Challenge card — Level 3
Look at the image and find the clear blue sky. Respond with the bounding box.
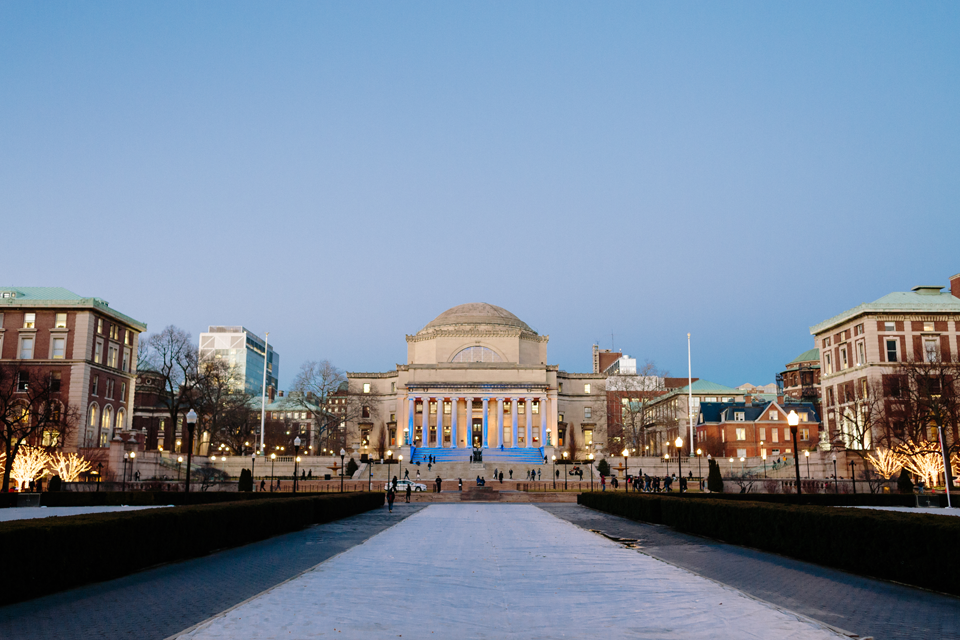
[3,2,959,389]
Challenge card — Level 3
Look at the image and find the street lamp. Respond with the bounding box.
[562,451,569,490]
[787,410,802,495]
[850,460,857,494]
[664,452,669,477]
[552,455,557,489]
[804,450,810,478]
[369,454,375,492]
[728,457,734,478]
[270,453,276,492]
[122,452,130,492]
[184,409,197,494]
[588,453,595,491]
[761,452,767,478]
[831,452,838,494]
[674,438,683,491]
[293,436,301,494]
[739,456,745,476]
[340,448,346,493]
[251,453,257,489]
[622,448,629,491]
[397,453,402,484]
[696,449,703,484]
[96,462,103,491]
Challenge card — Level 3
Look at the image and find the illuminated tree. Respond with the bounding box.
[865,448,902,480]
[49,451,93,483]
[10,446,51,490]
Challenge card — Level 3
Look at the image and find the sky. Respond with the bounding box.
[2,1,959,390]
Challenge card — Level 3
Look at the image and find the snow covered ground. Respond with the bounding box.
[853,505,960,517]
[176,504,850,640]
[0,505,167,522]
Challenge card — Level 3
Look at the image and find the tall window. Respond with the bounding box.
[120,382,126,401]
[856,341,865,367]
[363,383,371,394]
[736,428,746,440]
[95,340,103,364]
[52,337,66,359]
[925,338,938,363]
[886,339,898,362]
[116,408,124,431]
[824,353,833,374]
[840,347,848,369]
[97,319,103,334]
[23,313,35,329]
[55,313,67,328]
[19,336,34,359]
[584,384,591,394]
[108,344,119,368]
[584,407,592,419]
[50,371,61,392]
[92,375,99,396]
[122,348,130,372]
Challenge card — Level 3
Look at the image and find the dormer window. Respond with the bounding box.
[1,291,16,299]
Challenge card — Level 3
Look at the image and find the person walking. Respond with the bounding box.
[435,476,442,493]
[405,483,412,503]
[509,469,513,479]
[392,475,398,491]
[458,477,463,491]
[499,471,504,483]
[416,469,421,480]
[259,479,266,492]
[600,474,606,491]
[386,486,396,512]
[537,469,541,481]
[404,469,410,480]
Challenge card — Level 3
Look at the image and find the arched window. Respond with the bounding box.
[451,346,503,363]
[87,403,99,448]
[100,405,114,447]
[116,408,125,432]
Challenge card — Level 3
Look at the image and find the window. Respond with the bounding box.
[107,344,119,368]
[97,319,103,334]
[17,371,29,392]
[532,401,540,414]
[824,353,833,374]
[92,375,99,396]
[584,384,591,394]
[110,324,119,340]
[583,429,593,445]
[124,330,132,346]
[361,406,370,418]
[823,337,831,348]
[19,336,34,359]
[840,347,848,369]
[924,322,935,332]
[559,383,563,394]
[429,401,437,414]
[856,341,865,366]
[116,408,124,431]
[884,321,896,331]
[55,313,67,328]
[886,339,898,362]
[106,379,114,399]
[734,411,745,421]
[95,340,103,364]
[122,348,130,372]
[772,428,779,442]
[584,407,592,419]
[23,313,35,329]
[854,323,864,336]
[52,337,66,359]
[770,411,778,421]
[390,413,396,422]
[363,383,371,394]
[736,428,746,440]
[391,382,396,393]
[759,427,766,440]
[800,429,810,441]
[120,382,126,401]
[50,371,61,392]
[444,401,451,414]
[558,413,564,423]
[925,338,938,363]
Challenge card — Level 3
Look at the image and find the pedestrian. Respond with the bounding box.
[392,475,398,490]
[680,476,687,493]
[509,469,513,479]
[435,476,442,493]
[260,479,266,492]
[405,469,410,480]
[405,483,412,503]
[494,467,499,478]
[307,469,312,478]
[428,462,432,472]
[499,471,504,483]
[537,469,541,480]
[386,486,396,512]
[600,475,606,491]
[416,469,421,480]
[458,477,463,491]
[555,469,559,479]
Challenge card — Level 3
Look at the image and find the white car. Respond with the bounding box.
[392,479,426,492]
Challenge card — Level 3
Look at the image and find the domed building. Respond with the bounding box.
[346,303,607,462]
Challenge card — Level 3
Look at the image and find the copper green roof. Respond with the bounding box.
[810,288,960,335]
[788,348,820,365]
[0,286,146,331]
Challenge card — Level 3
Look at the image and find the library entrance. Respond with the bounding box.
[472,420,483,448]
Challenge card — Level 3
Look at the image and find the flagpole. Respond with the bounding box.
[260,332,269,455]
[687,333,694,457]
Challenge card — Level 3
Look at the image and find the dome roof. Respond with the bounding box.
[422,303,534,333]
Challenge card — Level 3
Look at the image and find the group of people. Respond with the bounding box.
[598,472,689,493]
[385,475,413,511]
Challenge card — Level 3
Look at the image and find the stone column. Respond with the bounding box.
[422,397,430,447]
[437,397,444,448]
[482,398,489,448]
[407,397,414,446]
[451,397,458,449]
[541,396,548,447]
[497,398,505,448]
[525,397,532,447]
[511,398,518,448]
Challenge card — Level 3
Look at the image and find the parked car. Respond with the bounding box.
[393,479,426,492]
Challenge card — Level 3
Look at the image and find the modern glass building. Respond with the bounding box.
[198,326,279,395]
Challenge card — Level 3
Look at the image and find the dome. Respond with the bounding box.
[421,303,534,333]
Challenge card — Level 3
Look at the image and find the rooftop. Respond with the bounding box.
[810,287,960,335]
[0,286,146,330]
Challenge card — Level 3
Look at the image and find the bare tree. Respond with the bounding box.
[606,362,668,456]
[195,357,256,455]
[140,326,199,452]
[0,365,78,492]
[291,360,374,452]
[375,423,388,460]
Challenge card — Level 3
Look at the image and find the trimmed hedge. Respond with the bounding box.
[673,491,918,507]
[0,492,384,604]
[579,492,960,595]
[0,490,347,509]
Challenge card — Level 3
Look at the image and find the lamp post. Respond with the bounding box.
[588,453,595,492]
[340,448,346,493]
[831,452,838,494]
[184,409,197,494]
[664,452,669,477]
[397,453,402,484]
[622,449,629,491]
[850,460,857,494]
[706,453,712,492]
[674,438,683,491]
[563,451,568,490]
[251,453,257,488]
[122,452,130,492]
[804,450,810,478]
[552,455,557,489]
[369,455,375,492]
[787,410,802,495]
[762,452,767,478]
[96,462,102,491]
[293,436,301,494]
[740,456,745,476]
[697,449,703,486]
[270,453,276,491]
[728,458,734,478]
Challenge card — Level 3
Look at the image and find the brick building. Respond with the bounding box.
[695,397,821,458]
[646,379,744,456]
[810,273,960,450]
[777,348,821,402]
[0,287,145,452]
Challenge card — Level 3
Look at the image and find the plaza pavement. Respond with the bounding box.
[175,504,848,640]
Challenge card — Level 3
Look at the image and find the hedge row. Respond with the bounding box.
[0,490,347,509]
[672,491,917,507]
[0,492,384,604]
[579,492,960,595]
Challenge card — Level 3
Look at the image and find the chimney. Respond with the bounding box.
[951,273,960,299]
[777,394,785,405]
[744,395,753,406]
[279,390,284,398]
[268,386,276,402]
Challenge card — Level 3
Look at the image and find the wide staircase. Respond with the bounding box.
[412,446,544,465]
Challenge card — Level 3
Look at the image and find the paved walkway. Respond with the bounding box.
[176,504,846,640]
[0,504,426,640]
[542,504,960,640]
